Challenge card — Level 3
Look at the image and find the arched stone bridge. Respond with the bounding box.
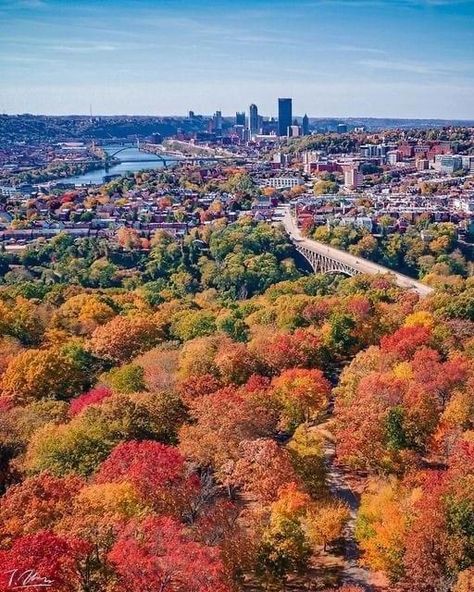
[280,206,433,297]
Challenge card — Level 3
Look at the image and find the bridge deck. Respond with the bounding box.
[280,207,433,297]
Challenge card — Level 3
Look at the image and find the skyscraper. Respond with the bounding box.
[249,103,259,137]
[214,110,222,131]
[278,98,292,137]
[236,111,245,126]
[302,114,309,136]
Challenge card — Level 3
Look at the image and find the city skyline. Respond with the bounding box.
[1,0,473,118]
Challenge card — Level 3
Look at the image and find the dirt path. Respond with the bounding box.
[314,424,386,591]
[324,439,374,589]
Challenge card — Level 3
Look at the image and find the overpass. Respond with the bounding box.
[280,206,433,297]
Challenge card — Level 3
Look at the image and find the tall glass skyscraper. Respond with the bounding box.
[278,98,292,136]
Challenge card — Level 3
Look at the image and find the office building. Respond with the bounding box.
[302,114,309,136]
[259,175,304,189]
[214,111,222,131]
[387,151,399,165]
[462,155,474,172]
[278,98,292,137]
[236,112,245,126]
[416,159,430,171]
[233,125,246,141]
[288,125,301,138]
[343,164,363,189]
[360,144,389,159]
[337,123,348,133]
[249,104,259,137]
[272,152,291,168]
[435,155,463,174]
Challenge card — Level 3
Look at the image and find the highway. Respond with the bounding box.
[280,207,433,297]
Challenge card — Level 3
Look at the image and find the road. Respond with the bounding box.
[280,207,433,297]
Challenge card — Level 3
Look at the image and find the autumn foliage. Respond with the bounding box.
[108,516,230,592]
[0,265,472,591]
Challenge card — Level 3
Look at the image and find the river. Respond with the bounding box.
[62,144,173,185]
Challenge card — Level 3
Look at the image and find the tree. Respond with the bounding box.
[271,368,331,430]
[270,482,313,523]
[454,568,474,592]
[305,501,350,551]
[25,392,185,476]
[355,479,409,580]
[256,515,310,587]
[193,500,256,588]
[0,296,45,345]
[349,235,378,259]
[116,227,142,250]
[69,387,113,417]
[0,531,90,592]
[171,310,217,342]
[213,340,256,385]
[1,347,89,405]
[177,374,222,403]
[108,516,230,592]
[178,335,222,379]
[314,179,339,195]
[287,425,327,498]
[95,440,198,517]
[105,364,145,394]
[250,328,323,374]
[230,439,298,503]
[55,293,116,336]
[179,388,277,478]
[335,371,406,471]
[403,473,449,592]
[90,315,162,363]
[380,326,432,361]
[0,474,84,542]
[64,481,146,531]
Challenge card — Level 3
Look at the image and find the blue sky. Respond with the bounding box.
[0,0,473,118]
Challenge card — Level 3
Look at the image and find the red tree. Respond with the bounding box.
[69,386,113,417]
[0,531,90,592]
[95,440,198,516]
[0,473,84,541]
[177,373,222,403]
[179,387,277,474]
[230,439,298,503]
[109,516,230,592]
[380,325,431,360]
[258,329,323,373]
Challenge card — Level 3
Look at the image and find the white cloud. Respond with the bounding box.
[358,58,445,75]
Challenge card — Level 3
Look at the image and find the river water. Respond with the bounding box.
[63,145,171,185]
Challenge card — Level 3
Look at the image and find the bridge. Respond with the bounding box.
[103,142,247,167]
[280,206,433,297]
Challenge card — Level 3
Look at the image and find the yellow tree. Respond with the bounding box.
[355,479,412,580]
[1,347,87,404]
[305,501,350,551]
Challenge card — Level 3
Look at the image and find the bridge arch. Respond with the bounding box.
[294,244,359,277]
[107,146,167,162]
